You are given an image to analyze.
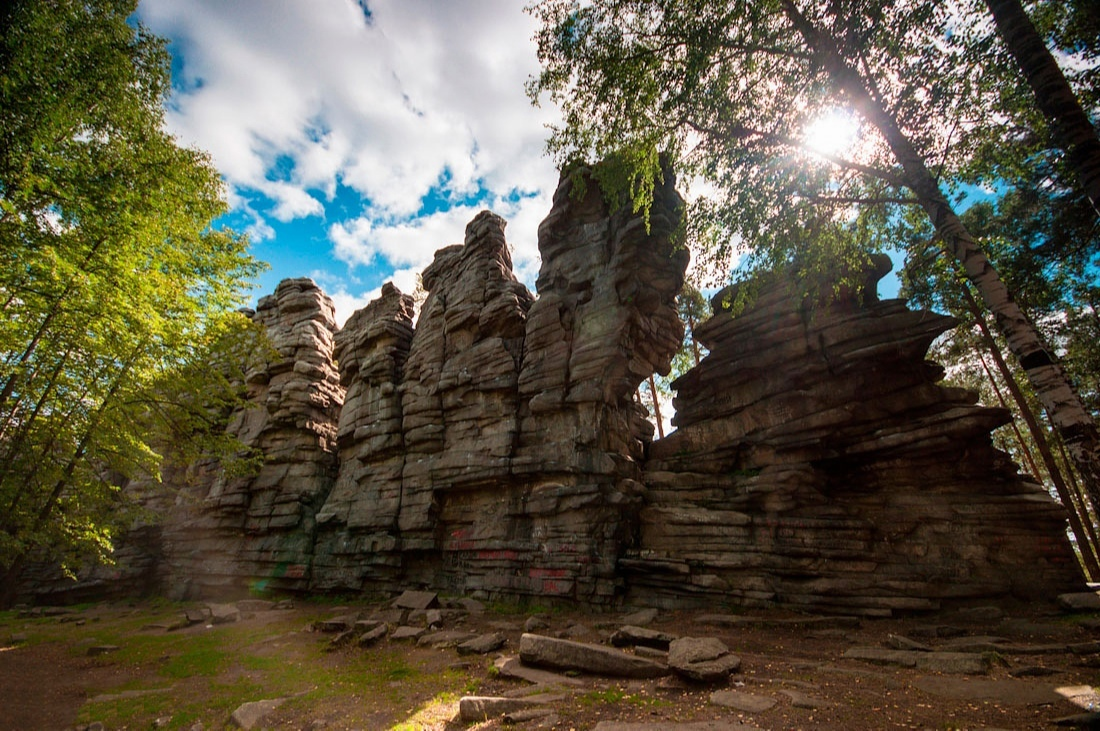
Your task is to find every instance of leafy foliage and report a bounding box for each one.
[0,0,265,582]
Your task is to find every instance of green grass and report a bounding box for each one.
[6,601,487,730]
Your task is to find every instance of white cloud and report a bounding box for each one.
[139,0,559,224]
[324,187,553,326]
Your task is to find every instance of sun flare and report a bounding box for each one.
[803,108,860,158]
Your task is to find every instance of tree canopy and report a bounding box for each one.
[0,0,264,597]
[528,0,1100,561]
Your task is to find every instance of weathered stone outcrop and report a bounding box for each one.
[17,167,1083,613]
[158,278,343,597]
[626,260,1081,614]
[310,170,687,603]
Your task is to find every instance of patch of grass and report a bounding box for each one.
[63,603,485,730]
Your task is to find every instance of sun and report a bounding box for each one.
[803,108,860,158]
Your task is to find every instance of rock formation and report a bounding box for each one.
[159,278,343,598]
[629,260,1082,615]
[17,166,1085,613]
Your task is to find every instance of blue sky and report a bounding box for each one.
[137,0,562,324]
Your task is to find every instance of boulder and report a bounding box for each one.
[230,698,287,730]
[519,633,668,678]
[668,637,741,683]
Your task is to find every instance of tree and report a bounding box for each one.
[528,0,1100,523]
[0,0,263,602]
[984,0,1100,218]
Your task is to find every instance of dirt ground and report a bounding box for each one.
[1,597,1098,731]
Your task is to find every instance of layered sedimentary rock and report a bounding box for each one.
[311,171,687,602]
[158,278,343,597]
[628,260,1081,615]
[20,167,1083,613]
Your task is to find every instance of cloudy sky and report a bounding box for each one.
[136,0,561,325]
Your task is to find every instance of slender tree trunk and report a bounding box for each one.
[984,0,1100,219]
[973,334,1100,578]
[687,314,702,366]
[647,374,665,439]
[783,0,1100,526]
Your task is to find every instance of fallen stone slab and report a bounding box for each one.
[390,626,426,641]
[1069,641,1100,655]
[417,630,477,649]
[230,698,287,730]
[519,633,669,678]
[668,637,741,683]
[458,695,555,722]
[357,624,388,647]
[938,636,1009,653]
[709,689,778,713]
[914,677,1066,706]
[610,625,678,650]
[1052,711,1100,728]
[595,723,763,731]
[885,634,931,652]
[393,590,438,610]
[315,615,355,633]
[843,647,990,674]
[184,608,211,625]
[1009,665,1062,677]
[620,608,659,626]
[1058,592,1100,612]
[207,604,241,625]
[636,646,668,660]
[457,632,506,655]
[324,630,356,651]
[695,614,860,631]
[493,656,586,687]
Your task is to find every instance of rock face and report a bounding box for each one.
[19,166,1084,613]
[626,260,1082,614]
[159,278,343,598]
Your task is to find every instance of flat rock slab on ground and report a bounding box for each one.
[914,677,1070,706]
[594,723,763,731]
[611,625,678,649]
[695,614,861,631]
[457,632,506,655]
[459,695,560,722]
[710,689,778,713]
[1058,592,1100,612]
[392,590,438,610]
[230,698,287,730]
[389,626,426,641]
[843,647,991,674]
[520,633,669,678]
[494,656,586,687]
[207,603,241,624]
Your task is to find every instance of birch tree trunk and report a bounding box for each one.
[984,0,1100,219]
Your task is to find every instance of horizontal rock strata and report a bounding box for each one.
[21,165,1084,614]
[626,257,1081,614]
